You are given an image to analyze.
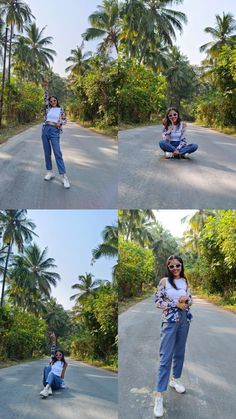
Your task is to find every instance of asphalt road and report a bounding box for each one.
[0,359,117,419]
[119,296,236,419]
[118,124,236,208]
[0,122,117,209]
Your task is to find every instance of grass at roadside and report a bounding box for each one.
[71,356,117,373]
[119,288,155,315]
[0,355,48,369]
[0,120,40,145]
[193,288,236,313]
[68,118,117,138]
[119,119,162,131]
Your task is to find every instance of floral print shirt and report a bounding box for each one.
[162,121,187,150]
[154,279,193,323]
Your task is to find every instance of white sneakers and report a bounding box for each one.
[164,152,173,159]
[44,171,54,181]
[169,378,186,393]
[48,387,53,395]
[40,387,49,397]
[44,172,70,188]
[154,396,164,417]
[61,174,70,189]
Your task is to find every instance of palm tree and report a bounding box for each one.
[70,272,107,303]
[13,22,56,83]
[0,209,36,306]
[9,243,60,300]
[82,0,119,55]
[65,43,92,76]
[119,210,156,242]
[0,0,34,82]
[43,298,70,339]
[200,12,236,57]
[92,225,118,261]
[119,0,187,61]
[0,209,36,252]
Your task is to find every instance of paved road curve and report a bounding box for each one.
[0,123,117,209]
[0,359,117,419]
[119,124,236,208]
[119,297,236,419]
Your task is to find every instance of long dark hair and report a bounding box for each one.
[51,349,66,365]
[49,95,60,108]
[166,255,188,290]
[163,107,181,130]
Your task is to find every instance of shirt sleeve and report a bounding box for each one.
[44,88,49,123]
[177,122,187,150]
[162,126,171,140]
[60,107,67,125]
[154,281,177,309]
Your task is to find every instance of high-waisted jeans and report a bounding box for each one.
[156,310,190,392]
[159,140,198,155]
[42,125,66,174]
[43,365,63,390]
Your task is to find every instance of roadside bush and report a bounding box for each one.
[117,239,156,300]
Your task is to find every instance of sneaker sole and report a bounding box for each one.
[169,383,185,393]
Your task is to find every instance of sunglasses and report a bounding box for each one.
[50,99,57,103]
[55,353,62,357]
[168,113,178,118]
[168,263,182,270]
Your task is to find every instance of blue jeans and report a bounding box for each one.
[43,365,63,390]
[42,125,66,174]
[156,310,190,392]
[159,140,198,155]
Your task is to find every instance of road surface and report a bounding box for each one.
[119,297,236,419]
[0,359,117,419]
[0,123,117,209]
[118,124,236,208]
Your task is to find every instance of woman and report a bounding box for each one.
[40,350,68,398]
[153,255,193,417]
[159,107,198,158]
[42,80,70,188]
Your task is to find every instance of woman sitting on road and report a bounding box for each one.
[153,255,193,418]
[159,107,198,158]
[42,80,70,188]
[40,350,68,398]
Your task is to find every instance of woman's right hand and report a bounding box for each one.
[176,301,188,310]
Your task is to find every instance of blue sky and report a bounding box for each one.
[27,210,117,310]
[27,0,102,76]
[171,0,236,64]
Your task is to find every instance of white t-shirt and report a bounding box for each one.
[46,107,61,123]
[51,360,64,376]
[165,277,187,302]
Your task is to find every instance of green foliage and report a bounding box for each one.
[67,60,118,128]
[71,284,117,363]
[0,306,47,360]
[117,238,156,299]
[183,210,236,299]
[119,59,167,123]
[5,80,44,124]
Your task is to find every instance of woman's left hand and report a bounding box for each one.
[178,296,187,303]
[56,122,62,128]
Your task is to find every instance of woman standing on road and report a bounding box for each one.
[42,80,70,188]
[153,255,193,418]
[40,350,68,398]
[159,107,198,158]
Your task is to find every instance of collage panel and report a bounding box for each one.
[118,209,236,419]
[0,0,118,210]
[118,0,236,209]
[0,209,118,418]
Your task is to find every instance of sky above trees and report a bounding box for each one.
[27,210,117,309]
